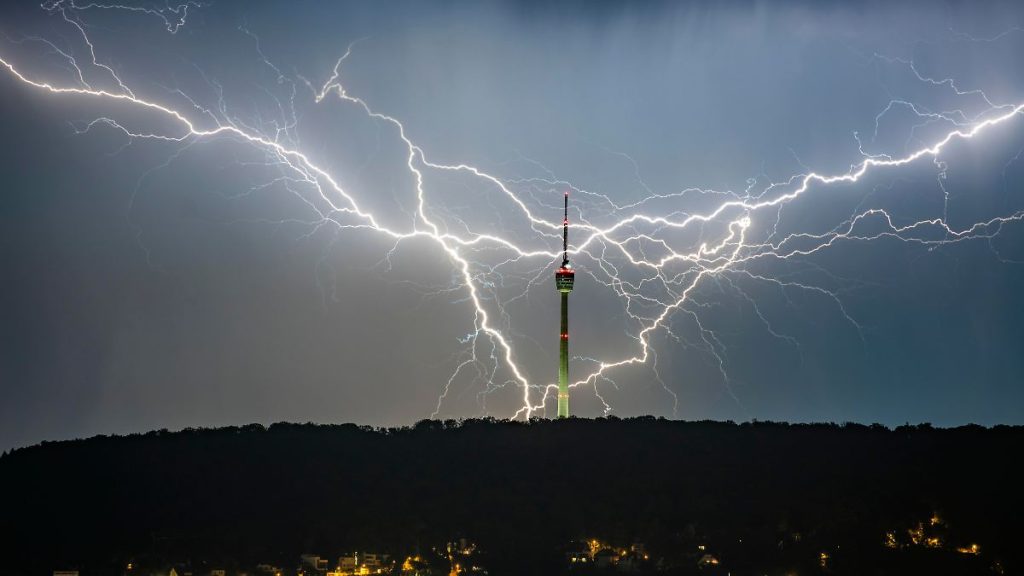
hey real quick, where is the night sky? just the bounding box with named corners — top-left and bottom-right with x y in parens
top-left (3, 0), bottom-right (1024, 452)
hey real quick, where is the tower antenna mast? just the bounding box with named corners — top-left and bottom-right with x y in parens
top-left (562, 191), bottom-right (569, 266)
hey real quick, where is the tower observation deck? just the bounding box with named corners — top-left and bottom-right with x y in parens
top-left (555, 191), bottom-right (575, 418)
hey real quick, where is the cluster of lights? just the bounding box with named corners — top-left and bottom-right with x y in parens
top-left (886, 514), bottom-right (981, 557)
top-left (2, 3), bottom-right (1024, 420)
top-left (571, 539), bottom-right (650, 565)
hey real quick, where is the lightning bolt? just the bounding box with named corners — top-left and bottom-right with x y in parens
top-left (3, 4), bottom-right (1023, 420)
top-left (42, 0), bottom-right (201, 34)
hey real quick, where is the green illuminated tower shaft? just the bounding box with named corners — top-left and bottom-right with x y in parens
top-left (555, 192), bottom-right (575, 418)
top-left (559, 290), bottom-right (569, 417)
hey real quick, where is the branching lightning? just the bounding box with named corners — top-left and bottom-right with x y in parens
top-left (3, 3), bottom-right (1024, 420)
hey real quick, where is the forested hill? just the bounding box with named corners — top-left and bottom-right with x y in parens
top-left (1, 418), bottom-right (1021, 576)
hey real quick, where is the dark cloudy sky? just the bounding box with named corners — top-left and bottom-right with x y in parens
top-left (3, 0), bottom-right (1024, 452)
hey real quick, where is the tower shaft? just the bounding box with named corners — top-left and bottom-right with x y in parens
top-left (558, 291), bottom-right (569, 418)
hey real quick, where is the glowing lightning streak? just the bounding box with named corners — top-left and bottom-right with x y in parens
top-left (2, 29), bottom-right (557, 417)
top-left (567, 103), bottom-right (1024, 396)
top-left (3, 10), bottom-right (1024, 419)
top-left (42, 0), bottom-right (201, 34)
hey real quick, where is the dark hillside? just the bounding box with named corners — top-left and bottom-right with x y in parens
top-left (1, 418), bottom-right (1021, 575)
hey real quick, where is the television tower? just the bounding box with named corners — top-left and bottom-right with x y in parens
top-left (555, 191), bottom-right (575, 418)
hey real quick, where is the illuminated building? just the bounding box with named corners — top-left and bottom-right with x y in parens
top-left (301, 555), bottom-right (328, 570)
top-left (565, 540), bottom-right (592, 566)
top-left (400, 555), bottom-right (432, 576)
top-left (697, 554), bottom-right (720, 567)
top-left (594, 549), bottom-right (617, 569)
top-left (448, 539), bottom-right (477, 556)
top-left (957, 543), bottom-right (981, 555)
top-left (567, 539), bottom-right (649, 571)
top-left (336, 552), bottom-right (390, 575)
top-left (555, 191), bottom-right (575, 418)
